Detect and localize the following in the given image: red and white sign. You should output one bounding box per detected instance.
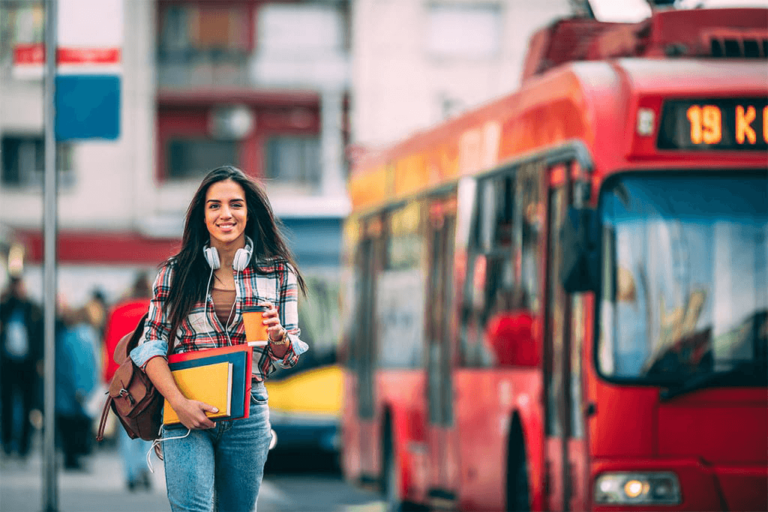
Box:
[57,47,121,74]
[13,43,44,65]
[12,0,123,80]
[59,48,121,66]
[13,44,122,79]
[12,43,45,79]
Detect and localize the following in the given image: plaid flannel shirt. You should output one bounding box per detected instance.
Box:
[130,258,307,382]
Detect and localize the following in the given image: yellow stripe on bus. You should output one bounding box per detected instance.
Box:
[264,365,343,415]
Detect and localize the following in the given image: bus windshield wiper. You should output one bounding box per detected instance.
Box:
[659,361,767,402]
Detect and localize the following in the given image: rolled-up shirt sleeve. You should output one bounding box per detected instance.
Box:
[130,264,174,369]
[266,264,308,369]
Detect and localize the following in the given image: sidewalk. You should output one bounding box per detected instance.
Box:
[1,438,383,512]
[0,445,170,512]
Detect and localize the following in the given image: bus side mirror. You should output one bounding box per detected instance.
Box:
[486,310,539,367]
[560,207,599,293]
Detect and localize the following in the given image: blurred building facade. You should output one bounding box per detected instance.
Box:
[0,0,574,353]
[0,0,350,311]
[350,0,573,150]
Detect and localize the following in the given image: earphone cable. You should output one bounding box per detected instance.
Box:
[223,296,236,346]
[203,266,217,341]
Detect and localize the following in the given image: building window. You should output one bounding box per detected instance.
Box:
[0,4,44,68]
[158,5,250,57]
[426,4,501,59]
[257,4,345,56]
[166,138,239,180]
[157,4,251,87]
[1,136,72,187]
[265,136,320,186]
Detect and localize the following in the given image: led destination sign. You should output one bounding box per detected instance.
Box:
[657,98,768,151]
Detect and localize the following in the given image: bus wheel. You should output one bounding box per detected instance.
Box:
[506,435,531,512]
[383,423,402,512]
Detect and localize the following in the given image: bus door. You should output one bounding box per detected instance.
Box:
[356,218,381,478]
[543,161,588,512]
[425,196,458,500]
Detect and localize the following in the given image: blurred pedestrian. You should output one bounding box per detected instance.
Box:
[83,288,108,339]
[0,276,43,459]
[130,166,308,512]
[122,271,152,301]
[102,295,153,491]
[56,305,98,470]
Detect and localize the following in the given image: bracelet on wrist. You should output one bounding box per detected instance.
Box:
[269,329,289,346]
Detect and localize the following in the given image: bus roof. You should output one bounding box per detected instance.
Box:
[611,58,768,97]
[349,57,767,213]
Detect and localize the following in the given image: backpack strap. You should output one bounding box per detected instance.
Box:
[96,396,113,441]
[125,313,149,353]
[113,313,148,364]
[96,312,178,443]
[113,313,175,365]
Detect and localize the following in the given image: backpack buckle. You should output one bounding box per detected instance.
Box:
[119,388,136,405]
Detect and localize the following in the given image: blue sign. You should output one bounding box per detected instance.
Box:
[55,75,120,141]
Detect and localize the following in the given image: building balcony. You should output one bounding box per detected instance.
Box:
[157,49,349,92]
[157,49,251,89]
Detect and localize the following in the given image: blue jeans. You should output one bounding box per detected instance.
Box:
[161,383,271,512]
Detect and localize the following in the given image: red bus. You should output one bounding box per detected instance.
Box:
[339,7,768,512]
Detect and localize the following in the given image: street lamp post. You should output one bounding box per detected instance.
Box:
[43,0,58,511]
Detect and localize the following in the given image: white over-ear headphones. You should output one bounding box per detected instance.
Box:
[202,236,254,271]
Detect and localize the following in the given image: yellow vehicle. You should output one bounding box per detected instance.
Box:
[265,275,342,469]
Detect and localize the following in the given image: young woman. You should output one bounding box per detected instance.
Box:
[130,166,307,512]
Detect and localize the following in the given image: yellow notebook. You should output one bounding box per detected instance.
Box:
[163,361,233,426]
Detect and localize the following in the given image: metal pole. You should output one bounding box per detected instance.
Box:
[42,0,58,511]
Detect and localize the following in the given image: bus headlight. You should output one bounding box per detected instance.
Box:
[594,472,681,505]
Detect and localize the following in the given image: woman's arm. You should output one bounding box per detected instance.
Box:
[130,265,175,367]
[260,302,290,358]
[130,263,216,430]
[265,264,308,368]
[145,357,217,430]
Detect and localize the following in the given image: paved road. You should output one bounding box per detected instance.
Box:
[0,446,384,512]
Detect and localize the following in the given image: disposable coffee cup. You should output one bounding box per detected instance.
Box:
[243,305,270,342]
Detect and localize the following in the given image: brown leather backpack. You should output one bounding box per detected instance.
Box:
[96,313,167,442]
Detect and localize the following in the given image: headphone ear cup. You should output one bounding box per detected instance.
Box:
[232,249,244,271]
[232,246,250,271]
[203,246,221,270]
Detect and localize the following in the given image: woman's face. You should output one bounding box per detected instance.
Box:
[204,179,248,247]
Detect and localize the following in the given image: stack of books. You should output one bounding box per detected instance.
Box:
[163,345,253,426]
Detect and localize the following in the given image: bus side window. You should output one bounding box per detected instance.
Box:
[341,245,362,371]
[516,164,543,316]
[484,175,516,321]
[378,203,426,369]
[461,173,518,367]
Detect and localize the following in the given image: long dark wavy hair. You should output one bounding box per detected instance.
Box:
[163,166,306,336]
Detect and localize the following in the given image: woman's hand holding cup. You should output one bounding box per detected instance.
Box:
[243,302,286,346]
[259,302,286,343]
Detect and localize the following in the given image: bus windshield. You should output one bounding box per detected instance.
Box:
[597,173,768,387]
